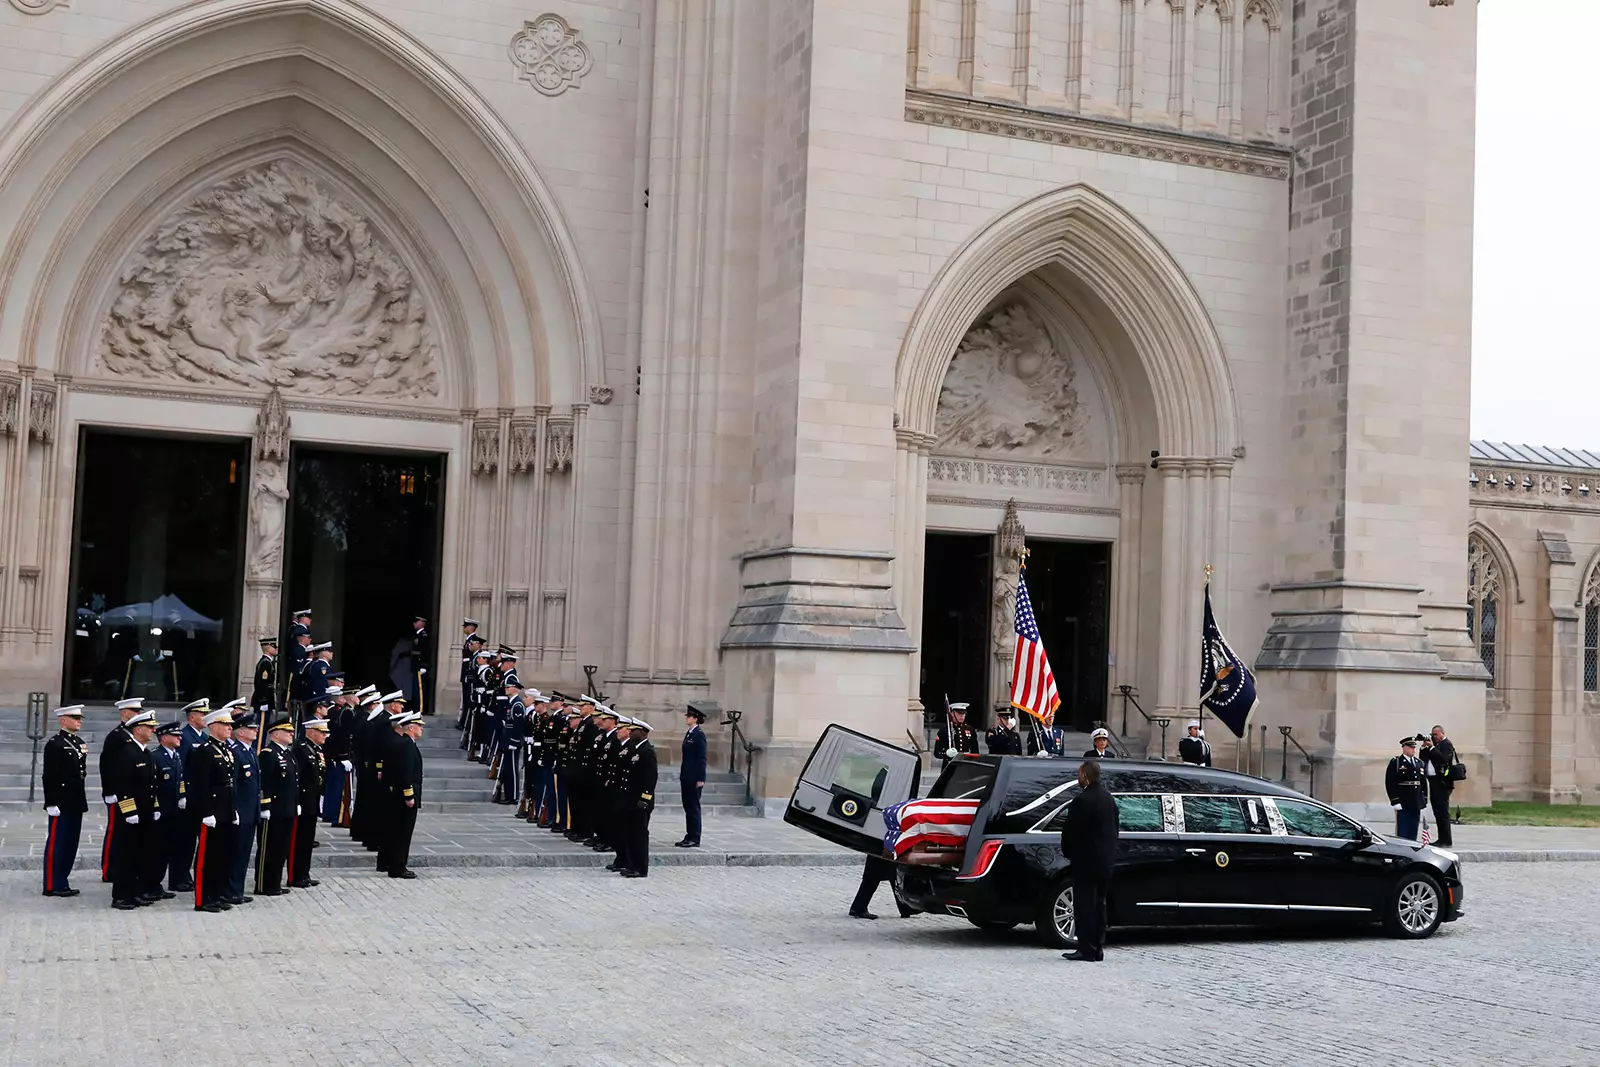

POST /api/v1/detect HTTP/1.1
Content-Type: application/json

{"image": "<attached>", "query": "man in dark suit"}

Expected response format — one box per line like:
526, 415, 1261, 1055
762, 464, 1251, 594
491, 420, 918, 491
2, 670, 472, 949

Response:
1059, 760, 1119, 962
676, 707, 708, 848
1421, 725, 1458, 848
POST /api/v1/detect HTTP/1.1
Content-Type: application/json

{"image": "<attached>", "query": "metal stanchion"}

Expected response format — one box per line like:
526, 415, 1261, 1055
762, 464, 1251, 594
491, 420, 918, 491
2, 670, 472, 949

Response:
1154, 717, 1171, 761
25, 691, 48, 806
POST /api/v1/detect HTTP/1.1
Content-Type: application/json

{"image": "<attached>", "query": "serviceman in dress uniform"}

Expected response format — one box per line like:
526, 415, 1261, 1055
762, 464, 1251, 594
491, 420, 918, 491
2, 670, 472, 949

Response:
288, 609, 313, 681
457, 620, 481, 740
288, 718, 328, 889
675, 706, 707, 849
188, 706, 238, 913
303, 642, 334, 708
469, 648, 497, 763
256, 717, 300, 896
103, 707, 158, 909
619, 719, 657, 878
323, 687, 367, 827
934, 703, 981, 768
985, 709, 1023, 755
226, 713, 260, 906
351, 691, 401, 850
171, 697, 210, 893
555, 706, 583, 834
1083, 727, 1113, 758
250, 637, 279, 717
492, 651, 523, 804
380, 711, 425, 879
1179, 721, 1212, 766
151, 722, 186, 898
587, 707, 622, 855
99, 696, 145, 884
1386, 735, 1429, 840
602, 717, 635, 871
410, 616, 431, 715
41, 705, 88, 898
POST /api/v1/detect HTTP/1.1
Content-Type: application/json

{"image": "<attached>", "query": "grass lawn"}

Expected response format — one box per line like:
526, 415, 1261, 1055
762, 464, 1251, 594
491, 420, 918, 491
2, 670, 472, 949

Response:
1455, 801, 1600, 827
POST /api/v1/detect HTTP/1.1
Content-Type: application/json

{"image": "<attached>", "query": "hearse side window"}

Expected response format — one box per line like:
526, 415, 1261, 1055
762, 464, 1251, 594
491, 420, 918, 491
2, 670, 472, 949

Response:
1112, 794, 1163, 833
1274, 799, 1364, 841
930, 761, 996, 801
1180, 796, 1269, 835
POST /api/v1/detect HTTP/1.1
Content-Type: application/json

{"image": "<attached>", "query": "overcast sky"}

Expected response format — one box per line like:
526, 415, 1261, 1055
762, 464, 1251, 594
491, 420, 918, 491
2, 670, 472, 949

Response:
1471, 0, 1600, 449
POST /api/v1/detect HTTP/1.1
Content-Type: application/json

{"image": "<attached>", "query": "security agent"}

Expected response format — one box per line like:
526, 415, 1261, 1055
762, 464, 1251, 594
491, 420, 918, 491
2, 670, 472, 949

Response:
250, 637, 279, 716
151, 722, 187, 898
288, 718, 329, 889
187, 707, 239, 913
105, 709, 160, 909
675, 706, 708, 849
41, 705, 89, 898
99, 697, 146, 885
934, 703, 980, 767
985, 709, 1024, 755
1083, 727, 1112, 758
256, 717, 300, 896
226, 714, 261, 906
1420, 725, 1458, 848
1178, 721, 1212, 767
618, 719, 657, 878
1386, 736, 1430, 840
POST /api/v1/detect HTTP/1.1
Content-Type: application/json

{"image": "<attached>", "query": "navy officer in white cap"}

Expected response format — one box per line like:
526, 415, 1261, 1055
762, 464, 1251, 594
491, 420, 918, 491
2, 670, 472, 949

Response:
1179, 720, 1212, 766
99, 697, 146, 884
41, 705, 88, 898
1083, 727, 1113, 758
105, 709, 160, 909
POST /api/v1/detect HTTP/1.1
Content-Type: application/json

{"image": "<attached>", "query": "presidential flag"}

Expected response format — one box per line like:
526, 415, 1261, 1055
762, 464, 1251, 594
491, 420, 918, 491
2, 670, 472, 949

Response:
882, 797, 982, 859
1010, 567, 1061, 726
1199, 581, 1259, 738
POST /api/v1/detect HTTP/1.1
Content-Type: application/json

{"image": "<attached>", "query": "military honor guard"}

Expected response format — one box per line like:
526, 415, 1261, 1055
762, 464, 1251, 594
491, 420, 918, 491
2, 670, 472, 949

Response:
410, 615, 431, 715
250, 636, 279, 716
492, 649, 523, 804
152, 722, 186, 896
619, 719, 657, 878
171, 697, 210, 893
41, 705, 88, 898
289, 718, 329, 888
1179, 721, 1213, 766
353, 691, 405, 850
934, 702, 981, 767
99, 697, 145, 883
323, 687, 368, 827
256, 717, 300, 896
380, 711, 425, 879
104, 708, 160, 909
1386, 735, 1430, 840
188, 706, 238, 913
457, 619, 481, 740
985, 709, 1024, 755
676, 707, 707, 849
227, 713, 261, 905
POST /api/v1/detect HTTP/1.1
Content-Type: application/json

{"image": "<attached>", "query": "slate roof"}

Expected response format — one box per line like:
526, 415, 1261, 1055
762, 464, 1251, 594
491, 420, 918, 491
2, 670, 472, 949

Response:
1470, 441, 1600, 470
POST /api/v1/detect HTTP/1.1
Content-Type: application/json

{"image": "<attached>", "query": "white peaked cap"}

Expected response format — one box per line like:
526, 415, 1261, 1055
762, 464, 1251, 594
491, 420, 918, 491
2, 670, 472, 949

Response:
114, 698, 144, 711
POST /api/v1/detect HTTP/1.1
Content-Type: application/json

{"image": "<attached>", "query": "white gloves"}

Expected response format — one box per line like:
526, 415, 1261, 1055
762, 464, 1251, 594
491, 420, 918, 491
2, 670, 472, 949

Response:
126, 814, 139, 825
1392, 803, 1401, 811
103, 794, 117, 806
317, 798, 324, 815
153, 811, 161, 822
202, 815, 217, 828
233, 812, 240, 825
178, 797, 187, 810
45, 805, 60, 817
261, 809, 271, 821
342, 760, 353, 772
296, 805, 302, 816
419, 668, 427, 675
944, 748, 958, 760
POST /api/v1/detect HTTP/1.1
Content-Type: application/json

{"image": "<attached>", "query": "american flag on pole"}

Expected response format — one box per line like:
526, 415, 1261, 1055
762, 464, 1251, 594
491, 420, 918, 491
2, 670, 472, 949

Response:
1010, 566, 1061, 726
882, 798, 982, 858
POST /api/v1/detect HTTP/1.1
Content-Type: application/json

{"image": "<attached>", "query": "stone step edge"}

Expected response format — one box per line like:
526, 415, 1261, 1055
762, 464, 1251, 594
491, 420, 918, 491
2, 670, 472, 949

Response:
0, 850, 860, 871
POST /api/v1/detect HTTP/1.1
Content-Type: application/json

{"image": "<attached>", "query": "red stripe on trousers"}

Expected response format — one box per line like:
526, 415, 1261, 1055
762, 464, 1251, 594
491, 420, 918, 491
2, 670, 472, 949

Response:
44, 815, 57, 892
100, 807, 114, 881
194, 825, 207, 908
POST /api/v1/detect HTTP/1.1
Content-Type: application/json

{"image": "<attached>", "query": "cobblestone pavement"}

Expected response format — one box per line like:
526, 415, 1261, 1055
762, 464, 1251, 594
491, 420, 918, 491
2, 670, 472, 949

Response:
3, 862, 1598, 1067
4, 809, 1599, 870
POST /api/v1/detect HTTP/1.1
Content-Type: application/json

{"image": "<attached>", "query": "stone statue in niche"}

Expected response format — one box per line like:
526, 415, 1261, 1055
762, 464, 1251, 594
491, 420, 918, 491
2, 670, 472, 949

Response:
99, 160, 440, 399
248, 458, 290, 579
934, 302, 1085, 459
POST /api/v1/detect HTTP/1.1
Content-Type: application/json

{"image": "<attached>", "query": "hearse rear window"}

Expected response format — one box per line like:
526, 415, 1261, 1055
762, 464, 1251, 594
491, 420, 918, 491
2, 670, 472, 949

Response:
930, 760, 995, 800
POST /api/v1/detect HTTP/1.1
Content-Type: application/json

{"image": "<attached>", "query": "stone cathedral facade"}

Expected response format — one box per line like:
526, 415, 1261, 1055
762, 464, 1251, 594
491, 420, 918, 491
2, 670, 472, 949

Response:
0, 0, 1507, 806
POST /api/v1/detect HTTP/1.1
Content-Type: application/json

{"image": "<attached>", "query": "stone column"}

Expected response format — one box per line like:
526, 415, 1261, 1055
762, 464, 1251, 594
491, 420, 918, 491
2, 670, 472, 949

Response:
239, 388, 290, 698
893, 429, 935, 729
1155, 460, 1186, 718
991, 500, 1025, 714
1533, 531, 1581, 804
1113, 464, 1146, 693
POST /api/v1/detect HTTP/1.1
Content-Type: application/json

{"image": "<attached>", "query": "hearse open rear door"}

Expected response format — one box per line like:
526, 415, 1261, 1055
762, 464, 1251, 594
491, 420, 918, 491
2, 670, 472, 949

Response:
783, 724, 921, 855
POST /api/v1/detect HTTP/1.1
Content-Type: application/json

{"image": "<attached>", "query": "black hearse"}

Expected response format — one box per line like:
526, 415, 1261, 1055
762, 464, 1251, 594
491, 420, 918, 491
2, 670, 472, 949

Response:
785, 725, 1464, 945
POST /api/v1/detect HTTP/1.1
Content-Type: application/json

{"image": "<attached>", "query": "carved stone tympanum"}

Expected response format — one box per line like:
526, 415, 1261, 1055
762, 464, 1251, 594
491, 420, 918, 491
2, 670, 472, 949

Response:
99, 160, 440, 399
935, 302, 1085, 459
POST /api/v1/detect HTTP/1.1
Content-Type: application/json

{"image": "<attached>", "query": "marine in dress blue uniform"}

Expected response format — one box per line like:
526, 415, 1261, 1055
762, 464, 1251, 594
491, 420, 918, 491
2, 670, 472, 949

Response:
676, 707, 708, 849
1386, 736, 1429, 840
41, 706, 89, 897
188, 708, 238, 913
227, 714, 261, 905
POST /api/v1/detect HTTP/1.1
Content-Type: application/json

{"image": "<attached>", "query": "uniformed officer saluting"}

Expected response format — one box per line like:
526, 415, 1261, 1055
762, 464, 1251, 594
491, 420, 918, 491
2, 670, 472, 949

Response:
1386, 735, 1429, 840
984, 709, 1023, 755
188, 707, 238, 913
41, 705, 89, 898
256, 717, 300, 896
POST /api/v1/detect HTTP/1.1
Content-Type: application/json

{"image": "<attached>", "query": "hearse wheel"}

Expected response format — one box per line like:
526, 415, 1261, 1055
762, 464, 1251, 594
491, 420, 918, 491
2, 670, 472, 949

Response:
1383, 870, 1444, 939
1034, 880, 1076, 948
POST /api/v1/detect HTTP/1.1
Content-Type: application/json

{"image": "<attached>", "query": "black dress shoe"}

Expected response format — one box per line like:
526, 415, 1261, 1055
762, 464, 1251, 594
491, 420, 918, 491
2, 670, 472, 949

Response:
157, 890, 176, 899
312, 841, 322, 848
389, 869, 417, 879
289, 879, 320, 888
137, 893, 160, 904
227, 895, 254, 905
674, 840, 700, 848
197, 902, 225, 913
622, 870, 646, 878
49, 888, 81, 898
849, 910, 879, 920
172, 882, 194, 893
112, 899, 140, 910
1061, 950, 1101, 961
217, 901, 234, 910
604, 863, 622, 872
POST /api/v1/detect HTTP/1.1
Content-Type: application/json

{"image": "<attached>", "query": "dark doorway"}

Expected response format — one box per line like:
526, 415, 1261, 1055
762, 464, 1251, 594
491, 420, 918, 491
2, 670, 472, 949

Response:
63, 430, 250, 705
282, 447, 445, 711
1023, 540, 1112, 733
919, 533, 993, 729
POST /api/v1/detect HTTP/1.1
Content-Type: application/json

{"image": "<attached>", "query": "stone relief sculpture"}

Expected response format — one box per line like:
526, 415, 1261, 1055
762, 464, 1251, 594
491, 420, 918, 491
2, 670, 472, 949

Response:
248, 458, 290, 580
99, 160, 440, 399
27, 384, 55, 443
993, 499, 1025, 659
510, 14, 593, 97
934, 302, 1086, 459
545, 417, 574, 474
